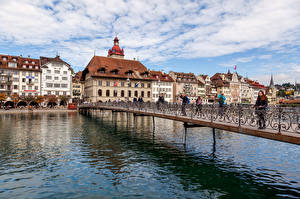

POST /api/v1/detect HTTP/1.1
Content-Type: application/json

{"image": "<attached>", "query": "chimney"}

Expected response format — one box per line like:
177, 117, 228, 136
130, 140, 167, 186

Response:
133, 58, 136, 61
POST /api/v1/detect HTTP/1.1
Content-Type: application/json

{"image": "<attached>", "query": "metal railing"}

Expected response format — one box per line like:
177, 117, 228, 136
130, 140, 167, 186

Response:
79, 102, 300, 134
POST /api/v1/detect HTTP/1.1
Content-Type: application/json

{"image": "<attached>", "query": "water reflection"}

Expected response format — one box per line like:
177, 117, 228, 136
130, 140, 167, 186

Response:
0, 112, 299, 198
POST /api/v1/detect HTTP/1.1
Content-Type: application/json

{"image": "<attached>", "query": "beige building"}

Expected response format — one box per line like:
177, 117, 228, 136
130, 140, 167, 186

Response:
81, 37, 154, 102
169, 71, 198, 102
150, 70, 174, 102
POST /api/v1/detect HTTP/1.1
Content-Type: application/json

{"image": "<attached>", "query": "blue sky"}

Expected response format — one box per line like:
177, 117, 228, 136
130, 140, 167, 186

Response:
0, 0, 300, 85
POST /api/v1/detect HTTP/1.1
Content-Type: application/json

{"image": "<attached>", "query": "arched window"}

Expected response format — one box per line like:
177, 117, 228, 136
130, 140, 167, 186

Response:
98, 89, 102, 96
134, 91, 138, 97
106, 90, 110, 97
113, 90, 117, 97
121, 90, 124, 97
147, 91, 151, 98
141, 91, 144, 97
128, 90, 131, 97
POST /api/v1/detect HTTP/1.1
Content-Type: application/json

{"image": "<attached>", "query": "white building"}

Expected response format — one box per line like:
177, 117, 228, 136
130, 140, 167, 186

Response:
0, 54, 41, 98
150, 70, 174, 102
40, 56, 73, 102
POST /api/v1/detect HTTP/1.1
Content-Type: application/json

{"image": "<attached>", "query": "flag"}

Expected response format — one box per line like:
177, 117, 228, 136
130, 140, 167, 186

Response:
234, 65, 237, 70
113, 80, 119, 87
134, 81, 140, 88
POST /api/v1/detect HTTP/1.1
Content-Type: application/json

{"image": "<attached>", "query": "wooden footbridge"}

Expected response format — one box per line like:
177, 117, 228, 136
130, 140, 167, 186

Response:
79, 102, 300, 145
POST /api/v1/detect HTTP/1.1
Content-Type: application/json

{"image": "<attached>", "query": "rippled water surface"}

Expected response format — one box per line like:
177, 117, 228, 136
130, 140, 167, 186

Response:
0, 112, 299, 198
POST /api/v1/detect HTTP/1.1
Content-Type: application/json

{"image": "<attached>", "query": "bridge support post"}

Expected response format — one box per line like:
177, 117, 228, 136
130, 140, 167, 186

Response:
183, 122, 187, 148
212, 128, 216, 158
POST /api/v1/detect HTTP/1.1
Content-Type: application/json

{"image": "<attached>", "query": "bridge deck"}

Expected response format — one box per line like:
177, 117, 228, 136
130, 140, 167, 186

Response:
79, 105, 300, 145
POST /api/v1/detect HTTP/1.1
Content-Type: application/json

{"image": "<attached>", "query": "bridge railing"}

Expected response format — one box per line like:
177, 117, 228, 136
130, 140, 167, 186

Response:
79, 102, 300, 134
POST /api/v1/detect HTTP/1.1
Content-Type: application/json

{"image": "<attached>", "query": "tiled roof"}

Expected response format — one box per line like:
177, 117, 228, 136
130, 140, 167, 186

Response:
149, 70, 174, 82
81, 56, 154, 81
72, 71, 82, 83
0, 54, 41, 71
171, 72, 198, 83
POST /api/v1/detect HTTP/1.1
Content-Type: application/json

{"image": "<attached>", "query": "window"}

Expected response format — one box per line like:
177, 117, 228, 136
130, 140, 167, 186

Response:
147, 83, 151, 88
63, 71, 67, 75
61, 84, 68, 88
141, 83, 144, 88
2, 57, 7, 61
22, 85, 25, 90
14, 85, 18, 89
106, 90, 110, 97
8, 62, 17, 68
32, 61, 35, 64
106, 81, 110, 86
62, 77, 68, 80
134, 91, 138, 97
121, 81, 124, 87
47, 70, 51, 74
128, 90, 131, 97
48, 91, 51, 95
22, 78, 25, 83
54, 70, 60, 74
63, 91, 66, 95
98, 89, 102, 96
54, 77, 59, 80
13, 78, 18, 82
121, 90, 124, 97
29, 66, 32, 69
35, 72, 38, 77
128, 82, 131, 87
29, 72, 32, 76
23, 65, 26, 69
111, 69, 118, 75
7, 85, 11, 90
54, 84, 60, 88
35, 66, 38, 69
98, 80, 102, 86
98, 68, 106, 74
14, 71, 18, 75
47, 83, 53, 88
113, 90, 117, 97
28, 79, 32, 84
147, 91, 151, 98
141, 91, 144, 97
46, 76, 52, 80
55, 91, 59, 95
28, 86, 32, 90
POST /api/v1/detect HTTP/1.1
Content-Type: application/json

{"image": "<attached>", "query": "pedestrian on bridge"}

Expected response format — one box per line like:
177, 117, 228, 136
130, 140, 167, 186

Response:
157, 94, 165, 111
218, 92, 226, 116
195, 96, 203, 115
180, 94, 189, 116
254, 90, 268, 129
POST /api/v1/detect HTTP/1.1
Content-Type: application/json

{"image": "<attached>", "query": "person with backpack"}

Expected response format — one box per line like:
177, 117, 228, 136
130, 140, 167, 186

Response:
218, 92, 225, 115
180, 93, 189, 116
195, 96, 203, 115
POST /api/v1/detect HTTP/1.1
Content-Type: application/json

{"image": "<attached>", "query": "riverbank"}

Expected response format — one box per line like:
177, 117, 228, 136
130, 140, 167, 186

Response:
0, 109, 77, 114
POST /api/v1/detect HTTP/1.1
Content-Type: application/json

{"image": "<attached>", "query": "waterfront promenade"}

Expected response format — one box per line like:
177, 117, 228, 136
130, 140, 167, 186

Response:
79, 102, 300, 145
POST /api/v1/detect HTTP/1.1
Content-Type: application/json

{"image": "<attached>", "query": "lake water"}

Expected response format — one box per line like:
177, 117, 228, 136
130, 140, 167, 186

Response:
0, 111, 299, 198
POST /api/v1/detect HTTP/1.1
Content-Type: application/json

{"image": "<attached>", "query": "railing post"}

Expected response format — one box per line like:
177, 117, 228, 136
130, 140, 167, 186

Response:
210, 105, 213, 123
238, 104, 241, 127
278, 107, 282, 133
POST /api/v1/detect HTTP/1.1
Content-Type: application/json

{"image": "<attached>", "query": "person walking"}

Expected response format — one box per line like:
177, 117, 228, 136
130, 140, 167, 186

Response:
254, 90, 268, 129
195, 96, 202, 115
180, 94, 189, 116
157, 94, 165, 111
137, 96, 143, 109
218, 92, 226, 115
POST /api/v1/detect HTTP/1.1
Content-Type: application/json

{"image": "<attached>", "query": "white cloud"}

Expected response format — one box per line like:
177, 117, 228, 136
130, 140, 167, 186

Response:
0, 0, 299, 72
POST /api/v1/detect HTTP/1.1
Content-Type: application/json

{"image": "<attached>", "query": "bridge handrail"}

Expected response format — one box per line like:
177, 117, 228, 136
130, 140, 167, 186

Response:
79, 102, 300, 134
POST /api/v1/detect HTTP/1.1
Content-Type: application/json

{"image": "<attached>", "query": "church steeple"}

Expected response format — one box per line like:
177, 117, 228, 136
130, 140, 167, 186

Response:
269, 74, 275, 88
108, 37, 124, 59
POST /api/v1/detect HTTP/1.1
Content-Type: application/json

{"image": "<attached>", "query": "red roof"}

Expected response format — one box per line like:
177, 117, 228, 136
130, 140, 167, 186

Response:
0, 54, 41, 71
149, 70, 174, 82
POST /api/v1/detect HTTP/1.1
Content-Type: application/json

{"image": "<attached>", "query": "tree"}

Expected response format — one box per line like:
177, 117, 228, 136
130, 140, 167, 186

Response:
0, 93, 7, 108
59, 95, 70, 106
23, 95, 35, 109
35, 95, 45, 106
11, 93, 19, 108
47, 95, 58, 107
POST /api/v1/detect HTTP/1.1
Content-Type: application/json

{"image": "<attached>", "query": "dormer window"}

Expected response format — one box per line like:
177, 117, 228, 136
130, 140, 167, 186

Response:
97, 68, 106, 74
23, 65, 26, 69
125, 70, 133, 76
111, 69, 119, 75
25, 61, 28, 64
8, 62, 17, 68
32, 61, 35, 64
2, 57, 7, 61
29, 66, 32, 69
12, 58, 17, 62
35, 66, 38, 69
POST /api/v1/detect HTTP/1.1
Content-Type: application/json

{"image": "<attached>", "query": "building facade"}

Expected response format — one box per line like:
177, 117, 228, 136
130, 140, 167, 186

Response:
0, 54, 41, 98
81, 37, 153, 103
40, 56, 73, 101
72, 71, 83, 102
150, 70, 174, 102
169, 72, 198, 102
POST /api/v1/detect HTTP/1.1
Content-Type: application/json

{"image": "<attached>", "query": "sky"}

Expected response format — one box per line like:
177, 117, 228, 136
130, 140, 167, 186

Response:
0, 0, 300, 85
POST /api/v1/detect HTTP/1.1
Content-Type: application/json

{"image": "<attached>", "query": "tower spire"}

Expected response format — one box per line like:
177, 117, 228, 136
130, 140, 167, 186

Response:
269, 74, 275, 88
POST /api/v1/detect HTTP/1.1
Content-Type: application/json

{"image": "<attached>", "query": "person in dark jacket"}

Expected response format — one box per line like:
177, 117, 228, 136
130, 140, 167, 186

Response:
157, 94, 165, 110
195, 96, 202, 115
180, 94, 189, 116
254, 90, 268, 129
